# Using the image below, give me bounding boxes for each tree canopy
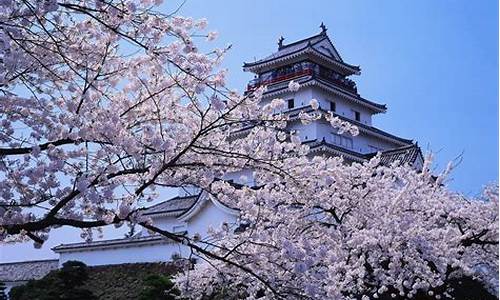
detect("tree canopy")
[9,261,96,300]
[0,1,497,299]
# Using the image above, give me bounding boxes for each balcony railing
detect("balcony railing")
[247,68,313,91]
[246,64,357,94]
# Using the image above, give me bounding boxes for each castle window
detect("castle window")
[332,133,353,149]
[330,101,336,112]
[342,136,353,149]
[354,111,360,121]
[287,99,295,109]
[331,133,341,145]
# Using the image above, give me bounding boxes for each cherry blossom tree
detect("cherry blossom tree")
[0,0,295,242]
[174,157,498,299]
[0,1,497,299]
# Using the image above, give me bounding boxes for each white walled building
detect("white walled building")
[2,26,423,278]
[52,193,239,267]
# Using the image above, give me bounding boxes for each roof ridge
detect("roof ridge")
[280,33,325,50]
[380,143,417,154]
[52,234,168,250]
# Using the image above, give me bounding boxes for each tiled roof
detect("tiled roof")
[245,33,327,65]
[142,194,200,216]
[52,235,175,252]
[0,259,58,282]
[243,32,360,74]
[305,139,423,168]
[367,144,423,167]
[304,139,366,162]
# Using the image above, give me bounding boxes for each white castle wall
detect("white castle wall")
[258,87,400,154]
[309,88,373,126]
[183,200,238,238]
[147,215,188,234]
[315,121,401,154]
[57,199,237,267]
[58,242,187,266]
[50,39,412,269]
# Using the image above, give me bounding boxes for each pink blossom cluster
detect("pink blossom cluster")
[176,157,498,299]
[0,1,497,299]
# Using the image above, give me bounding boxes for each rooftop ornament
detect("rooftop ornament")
[320,22,327,34]
[277,36,285,49]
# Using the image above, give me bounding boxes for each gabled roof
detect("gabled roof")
[141,194,200,217]
[0,259,58,282]
[243,30,360,75]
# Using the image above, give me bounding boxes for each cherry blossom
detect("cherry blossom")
[288,80,300,92]
[310,98,320,110]
[175,158,498,299]
[0,1,496,299]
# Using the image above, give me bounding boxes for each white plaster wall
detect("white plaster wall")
[58,242,189,267]
[316,121,400,153]
[260,88,313,112]
[185,200,238,238]
[56,200,238,267]
[147,215,187,234]
[258,86,378,146]
[357,132,401,154]
[310,88,373,126]
[257,79,373,127]
[259,89,320,142]
[289,121,318,141]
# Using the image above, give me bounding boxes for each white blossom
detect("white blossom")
[310,98,319,110]
[288,80,300,92]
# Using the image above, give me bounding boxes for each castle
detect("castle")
[0,26,423,293]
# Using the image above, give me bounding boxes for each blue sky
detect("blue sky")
[174,0,499,195]
[1,1,497,262]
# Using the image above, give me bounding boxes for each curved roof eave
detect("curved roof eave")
[243,49,360,76]
[176,193,239,222]
[261,77,387,113]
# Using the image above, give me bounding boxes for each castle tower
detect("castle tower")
[243,25,422,166]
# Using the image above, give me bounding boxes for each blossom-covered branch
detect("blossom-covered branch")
[0,1,497,299]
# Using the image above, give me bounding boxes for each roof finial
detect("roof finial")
[320,22,327,34]
[277,36,285,49]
